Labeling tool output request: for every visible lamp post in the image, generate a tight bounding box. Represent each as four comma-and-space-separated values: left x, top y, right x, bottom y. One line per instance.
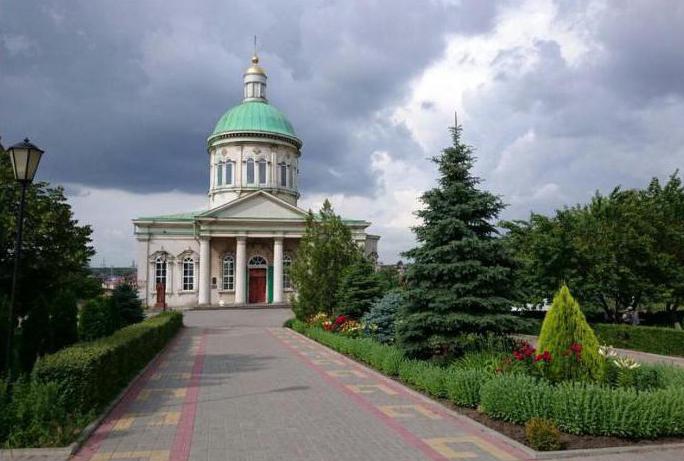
4, 138, 44, 383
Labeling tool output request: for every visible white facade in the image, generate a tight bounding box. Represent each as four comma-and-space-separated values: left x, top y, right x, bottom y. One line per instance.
133, 55, 379, 309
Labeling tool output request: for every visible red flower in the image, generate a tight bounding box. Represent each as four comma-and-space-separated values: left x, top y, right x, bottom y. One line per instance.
534, 351, 552, 363
513, 351, 525, 361
334, 315, 347, 325
570, 343, 582, 354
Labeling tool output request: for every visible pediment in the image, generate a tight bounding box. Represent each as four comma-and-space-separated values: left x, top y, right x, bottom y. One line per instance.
200, 191, 309, 221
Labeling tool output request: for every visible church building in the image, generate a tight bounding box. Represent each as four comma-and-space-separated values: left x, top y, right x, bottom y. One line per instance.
133, 54, 379, 308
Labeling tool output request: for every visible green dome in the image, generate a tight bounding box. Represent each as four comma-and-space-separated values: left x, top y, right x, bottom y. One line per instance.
211, 101, 298, 142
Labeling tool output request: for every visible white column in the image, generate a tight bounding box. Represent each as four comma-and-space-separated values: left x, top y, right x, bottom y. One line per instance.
235, 236, 247, 304
273, 237, 284, 304
198, 238, 211, 305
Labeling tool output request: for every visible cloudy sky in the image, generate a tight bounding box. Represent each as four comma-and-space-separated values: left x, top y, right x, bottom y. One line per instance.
2, 0, 683, 266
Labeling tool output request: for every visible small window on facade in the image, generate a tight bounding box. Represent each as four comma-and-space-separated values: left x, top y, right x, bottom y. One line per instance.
155, 256, 167, 287
222, 255, 235, 290
216, 162, 223, 186
246, 159, 255, 184
182, 257, 194, 291
279, 163, 287, 187
258, 160, 267, 184
225, 162, 233, 185
283, 255, 292, 289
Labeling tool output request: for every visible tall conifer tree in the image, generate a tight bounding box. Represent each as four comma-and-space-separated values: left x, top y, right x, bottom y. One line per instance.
396, 125, 521, 358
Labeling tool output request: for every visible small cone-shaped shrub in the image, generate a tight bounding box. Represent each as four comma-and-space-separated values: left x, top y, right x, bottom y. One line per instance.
537, 285, 603, 382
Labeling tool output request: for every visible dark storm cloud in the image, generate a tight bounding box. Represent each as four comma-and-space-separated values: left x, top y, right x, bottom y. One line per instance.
0, 0, 501, 196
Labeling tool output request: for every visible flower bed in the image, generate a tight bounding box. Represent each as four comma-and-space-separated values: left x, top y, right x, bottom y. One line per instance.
287, 319, 684, 445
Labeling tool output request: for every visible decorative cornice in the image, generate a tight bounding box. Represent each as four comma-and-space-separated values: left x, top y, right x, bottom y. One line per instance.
208, 130, 302, 149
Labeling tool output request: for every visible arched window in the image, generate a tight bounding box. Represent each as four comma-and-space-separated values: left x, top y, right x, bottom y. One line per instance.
216, 162, 223, 186
225, 161, 234, 185
246, 159, 255, 184
182, 257, 195, 291
279, 163, 287, 187
155, 256, 167, 287
258, 160, 267, 184
248, 255, 268, 267
283, 254, 292, 289
222, 255, 235, 290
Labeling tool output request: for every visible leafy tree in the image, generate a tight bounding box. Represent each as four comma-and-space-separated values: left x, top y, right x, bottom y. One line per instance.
111, 283, 144, 326
335, 257, 383, 318
290, 200, 359, 320
504, 173, 684, 324
396, 125, 522, 359
0, 149, 95, 373
537, 285, 603, 382
376, 265, 403, 292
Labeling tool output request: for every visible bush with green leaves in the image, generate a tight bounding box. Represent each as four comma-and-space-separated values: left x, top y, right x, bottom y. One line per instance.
111, 283, 145, 326
444, 368, 490, 407
34, 311, 182, 415
361, 290, 404, 344
480, 374, 684, 438
537, 285, 603, 382
525, 417, 562, 451
3, 379, 82, 448
594, 324, 684, 358
78, 297, 119, 341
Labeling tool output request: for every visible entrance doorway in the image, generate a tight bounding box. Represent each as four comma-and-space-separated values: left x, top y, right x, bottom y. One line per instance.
248, 268, 267, 303
247, 255, 268, 304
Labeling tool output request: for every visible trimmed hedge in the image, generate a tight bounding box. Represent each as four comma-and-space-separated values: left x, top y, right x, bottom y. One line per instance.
290, 319, 684, 439
481, 374, 684, 438
593, 324, 684, 358
33, 311, 183, 415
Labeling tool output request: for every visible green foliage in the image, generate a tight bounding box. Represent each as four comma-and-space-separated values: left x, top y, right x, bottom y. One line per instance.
537, 286, 603, 382
593, 324, 684, 357
78, 297, 119, 341
503, 172, 684, 324
376, 265, 403, 292
0, 379, 9, 442
0, 152, 96, 374
397, 125, 523, 359
33, 311, 182, 415
4, 379, 82, 448
290, 200, 360, 320
49, 290, 79, 351
444, 368, 490, 407
335, 257, 383, 318
480, 374, 684, 438
111, 283, 144, 326
525, 417, 562, 451
361, 290, 404, 344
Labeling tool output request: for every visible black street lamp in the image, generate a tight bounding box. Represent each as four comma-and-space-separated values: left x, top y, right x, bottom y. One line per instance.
4, 138, 44, 382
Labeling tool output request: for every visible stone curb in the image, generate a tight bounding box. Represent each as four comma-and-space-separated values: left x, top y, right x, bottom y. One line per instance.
0, 325, 186, 461
288, 327, 684, 460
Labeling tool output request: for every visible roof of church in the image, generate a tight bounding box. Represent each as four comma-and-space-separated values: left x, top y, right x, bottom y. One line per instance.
211, 101, 298, 141
134, 210, 369, 226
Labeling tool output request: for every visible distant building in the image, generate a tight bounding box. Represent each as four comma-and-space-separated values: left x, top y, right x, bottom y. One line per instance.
133, 54, 379, 309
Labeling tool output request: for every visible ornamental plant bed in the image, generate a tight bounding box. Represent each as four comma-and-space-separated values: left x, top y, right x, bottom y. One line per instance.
287, 318, 684, 452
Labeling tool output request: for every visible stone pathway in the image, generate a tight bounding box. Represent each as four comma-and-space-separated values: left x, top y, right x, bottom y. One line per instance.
64, 310, 682, 461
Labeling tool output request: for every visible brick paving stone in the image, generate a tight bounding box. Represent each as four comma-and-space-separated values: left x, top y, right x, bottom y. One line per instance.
68, 309, 683, 461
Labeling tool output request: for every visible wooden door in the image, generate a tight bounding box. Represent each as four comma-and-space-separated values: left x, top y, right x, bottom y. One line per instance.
248, 268, 266, 304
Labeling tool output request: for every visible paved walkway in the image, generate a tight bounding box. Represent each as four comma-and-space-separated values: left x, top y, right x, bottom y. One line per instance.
66, 310, 682, 461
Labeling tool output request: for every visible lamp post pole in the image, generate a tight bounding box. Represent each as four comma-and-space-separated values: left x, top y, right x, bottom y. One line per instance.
5, 181, 27, 384
3, 138, 44, 384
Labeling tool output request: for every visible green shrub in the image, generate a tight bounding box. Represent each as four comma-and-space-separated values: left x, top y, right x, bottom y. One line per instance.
452, 351, 504, 372
0, 379, 9, 442
5, 379, 81, 448
78, 297, 118, 341
594, 324, 684, 357
525, 417, 562, 451
444, 368, 490, 407
361, 290, 403, 344
537, 286, 603, 382
380, 348, 405, 376
480, 373, 684, 438
33, 311, 182, 415
111, 283, 145, 327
